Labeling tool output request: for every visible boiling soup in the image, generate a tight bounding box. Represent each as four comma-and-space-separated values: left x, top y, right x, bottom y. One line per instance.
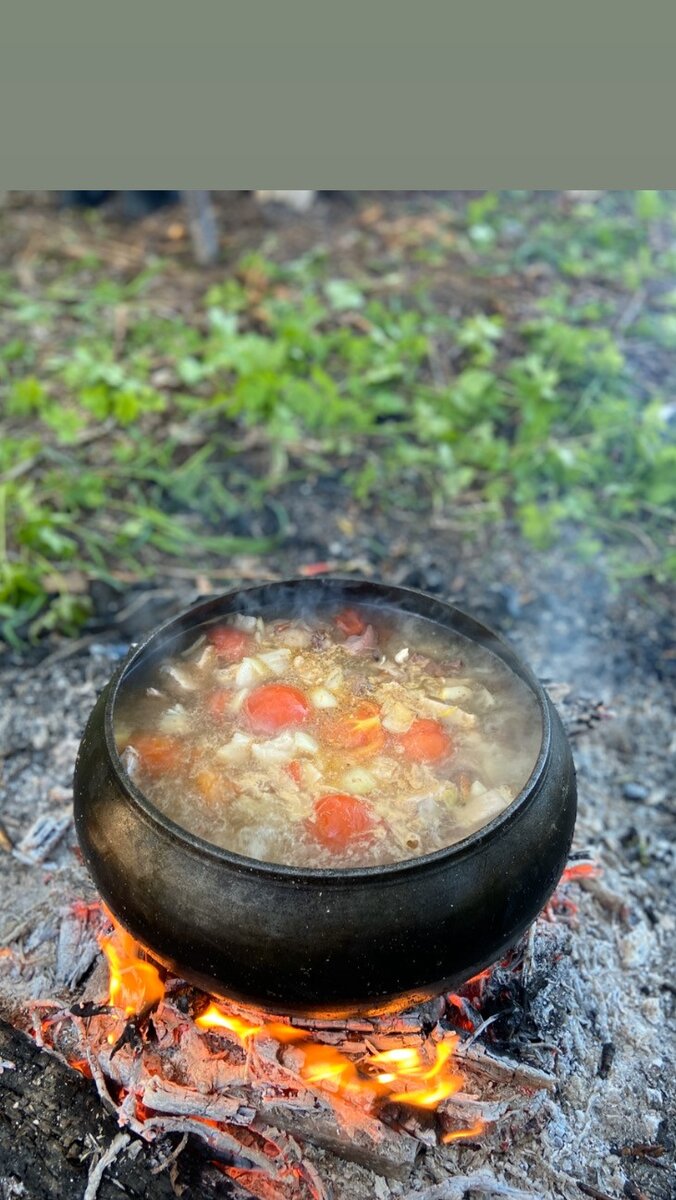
114, 606, 542, 868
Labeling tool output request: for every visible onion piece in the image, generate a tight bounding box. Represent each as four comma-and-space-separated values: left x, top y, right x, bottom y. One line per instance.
300, 761, 322, 788
381, 699, 414, 733
250, 730, 319, 766
309, 686, 338, 709
325, 667, 344, 690
158, 704, 189, 734
194, 644, 217, 671
341, 766, 377, 794
457, 786, 509, 827
216, 731, 252, 764
421, 696, 477, 729
231, 614, 258, 632
251, 732, 296, 766
293, 731, 319, 755
235, 656, 270, 688
394, 647, 410, 664
257, 648, 292, 675
160, 664, 198, 693
438, 685, 474, 704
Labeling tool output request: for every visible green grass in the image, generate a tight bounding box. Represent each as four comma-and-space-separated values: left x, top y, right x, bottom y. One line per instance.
1, 191, 675, 644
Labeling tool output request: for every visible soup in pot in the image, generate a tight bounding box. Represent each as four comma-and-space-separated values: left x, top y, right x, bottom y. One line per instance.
114, 605, 542, 868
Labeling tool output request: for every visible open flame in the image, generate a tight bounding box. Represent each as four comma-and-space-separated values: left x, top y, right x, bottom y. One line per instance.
197, 1001, 471, 1117
97, 918, 480, 1136
99, 922, 165, 1016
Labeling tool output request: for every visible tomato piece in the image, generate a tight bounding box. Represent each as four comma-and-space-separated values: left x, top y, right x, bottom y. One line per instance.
130, 734, 184, 775
207, 625, 253, 661
285, 759, 302, 785
326, 701, 385, 757
399, 718, 452, 763
335, 608, 366, 637
244, 683, 310, 733
206, 689, 231, 718
309, 793, 375, 852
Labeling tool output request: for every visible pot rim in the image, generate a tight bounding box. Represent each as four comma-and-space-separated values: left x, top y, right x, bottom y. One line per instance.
102, 576, 552, 883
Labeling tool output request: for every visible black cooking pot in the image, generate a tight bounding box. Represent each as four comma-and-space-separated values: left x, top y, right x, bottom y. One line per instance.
73, 578, 576, 1016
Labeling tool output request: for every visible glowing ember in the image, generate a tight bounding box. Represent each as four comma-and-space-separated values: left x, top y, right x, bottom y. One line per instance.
561, 860, 602, 881
99, 922, 164, 1016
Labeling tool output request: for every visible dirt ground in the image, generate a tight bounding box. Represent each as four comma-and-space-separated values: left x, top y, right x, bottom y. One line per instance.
0, 193, 674, 1200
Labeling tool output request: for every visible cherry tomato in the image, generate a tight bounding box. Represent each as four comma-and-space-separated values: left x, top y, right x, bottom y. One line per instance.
207, 626, 253, 661
244, 683, 310, 733
206, 689, 231, 718
335, 608, 366, 637
130, 734, 185, 775
309, 793, 375, 852
285, 759, 302, 785
399, 718, 452, 763
326, 700, 385, 757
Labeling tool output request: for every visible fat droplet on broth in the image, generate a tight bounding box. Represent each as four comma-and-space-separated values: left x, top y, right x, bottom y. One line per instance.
113, 606, 542, 868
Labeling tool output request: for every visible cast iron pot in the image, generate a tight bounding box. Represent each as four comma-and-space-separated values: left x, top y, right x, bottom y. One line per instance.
74, 578, 576, 1016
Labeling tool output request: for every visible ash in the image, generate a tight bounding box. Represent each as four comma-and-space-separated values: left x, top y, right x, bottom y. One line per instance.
0, 556, 673, 1200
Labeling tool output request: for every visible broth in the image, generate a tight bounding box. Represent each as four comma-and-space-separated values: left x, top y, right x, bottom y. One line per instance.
114, 605, 542, 868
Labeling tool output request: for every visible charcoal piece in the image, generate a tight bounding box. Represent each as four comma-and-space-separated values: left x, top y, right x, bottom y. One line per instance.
0, 1020, 227, 1200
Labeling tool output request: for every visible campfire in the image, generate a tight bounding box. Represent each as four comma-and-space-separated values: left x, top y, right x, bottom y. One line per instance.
24, 864, 598, 1199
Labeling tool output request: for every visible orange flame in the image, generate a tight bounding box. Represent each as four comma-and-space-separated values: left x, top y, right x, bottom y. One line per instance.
196, 1004, 306, 1044
95, 927, 484, 1140
442, 1119, 485, 1143
197, 1002, 474, 1116
196, 1003, 264, 1040
99, 923, 164, 1017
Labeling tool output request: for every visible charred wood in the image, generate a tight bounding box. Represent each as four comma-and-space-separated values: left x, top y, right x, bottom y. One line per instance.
0, 1020, 228, 1200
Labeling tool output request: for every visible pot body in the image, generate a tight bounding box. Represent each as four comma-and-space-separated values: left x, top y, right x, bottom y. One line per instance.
73, 579, 576, 1016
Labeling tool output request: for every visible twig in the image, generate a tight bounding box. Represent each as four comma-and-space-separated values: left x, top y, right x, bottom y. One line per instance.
149, 1131, 188, 1175
140, 1116, 275, 1174
83, 1132, 130, 1200
618, 1142, 666, 1159
463, 1013, 502, 1049
577, 1183, 618, 1200
402, 1172, 537, 1199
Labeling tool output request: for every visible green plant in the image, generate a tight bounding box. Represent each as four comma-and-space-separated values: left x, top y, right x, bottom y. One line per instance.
1, 191, 675, 645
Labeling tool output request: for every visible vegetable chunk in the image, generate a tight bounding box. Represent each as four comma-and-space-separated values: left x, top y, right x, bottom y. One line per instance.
309, 793, 375, 851
245, 683, 311, 733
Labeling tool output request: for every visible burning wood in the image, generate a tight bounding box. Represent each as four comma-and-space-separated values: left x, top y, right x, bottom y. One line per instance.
20, 866, 603, 1195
